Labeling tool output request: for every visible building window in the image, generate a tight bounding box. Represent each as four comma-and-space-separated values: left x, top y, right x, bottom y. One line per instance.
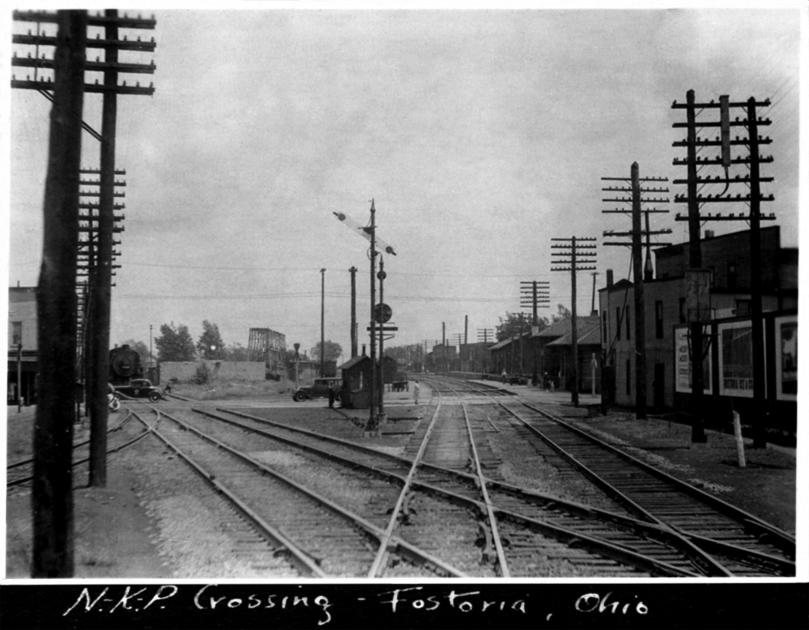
735, 299, 751, 317
655, 300, 664, 339
616, 308, 621, 340
11, 321, 22, 346
727, 261, 737, 290
679, 298, 686, 324
626, 359, 631, 396
625, 309, 631, 340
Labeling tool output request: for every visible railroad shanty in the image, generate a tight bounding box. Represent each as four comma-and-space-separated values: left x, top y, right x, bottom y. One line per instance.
5, 7, 800, 594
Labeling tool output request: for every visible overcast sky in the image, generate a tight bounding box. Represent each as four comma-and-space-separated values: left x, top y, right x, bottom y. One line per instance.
4, 3, 803, 357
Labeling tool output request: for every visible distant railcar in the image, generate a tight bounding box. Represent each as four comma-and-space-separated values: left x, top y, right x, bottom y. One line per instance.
109, 344, 143, 384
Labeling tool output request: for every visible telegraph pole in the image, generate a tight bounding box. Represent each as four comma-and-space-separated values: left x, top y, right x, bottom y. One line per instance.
27, 9, 87, 578
77, 167, 125, 420
590, 272, 599, 315
349, 266, 358, 358
442, 322, 447, 373
602, 164, 671, 419
320, 268, 326, 376
520, 280, 549, 384
551, 236, 597, 406
672, 90, 774, 446
13, 9, 157, 487
463, 315, 468, 371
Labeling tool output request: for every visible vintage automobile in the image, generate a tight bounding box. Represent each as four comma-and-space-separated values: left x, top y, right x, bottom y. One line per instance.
112, 378, 163, 402
292, 377, 342, 402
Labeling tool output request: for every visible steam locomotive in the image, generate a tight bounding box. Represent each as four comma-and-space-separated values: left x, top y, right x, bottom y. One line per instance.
109, 344, 144, 385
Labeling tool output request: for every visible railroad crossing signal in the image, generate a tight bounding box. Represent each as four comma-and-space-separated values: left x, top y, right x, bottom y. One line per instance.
373, 302, 392, 324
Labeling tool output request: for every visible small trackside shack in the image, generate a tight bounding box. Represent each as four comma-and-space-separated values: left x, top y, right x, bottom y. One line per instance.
338, 355, 382, 409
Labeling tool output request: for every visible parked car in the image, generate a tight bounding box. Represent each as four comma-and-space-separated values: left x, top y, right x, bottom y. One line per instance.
293, 377, 342, 402
508, 375, 528, 385
112, 378, 163, 402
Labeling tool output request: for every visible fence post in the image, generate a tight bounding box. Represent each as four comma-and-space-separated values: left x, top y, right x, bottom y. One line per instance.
732, 411, 746, 468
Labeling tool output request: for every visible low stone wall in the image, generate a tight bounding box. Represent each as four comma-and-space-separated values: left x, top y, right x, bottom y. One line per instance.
160, 360, 266, 383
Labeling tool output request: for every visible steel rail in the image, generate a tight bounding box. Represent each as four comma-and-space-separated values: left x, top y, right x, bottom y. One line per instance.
143, 405, 467, 578
131, 409, 327, 578
437, 374, 793, 574
6, 409, 134, 470
7, 411, 145, 488
366, 399, 447, 577
208, 405, 716, 573
216, 400, 697, 577
460, 400, 510, 576
494, 399, 732, 576
519, 399, 796, 557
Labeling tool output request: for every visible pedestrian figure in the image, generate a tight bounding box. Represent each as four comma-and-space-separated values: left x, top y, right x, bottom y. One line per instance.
328, 386, 336, 408
413, 381, 420, 405
164, 382, 172, 395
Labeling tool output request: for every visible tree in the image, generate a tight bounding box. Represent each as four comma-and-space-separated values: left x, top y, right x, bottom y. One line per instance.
311, 340, 342, 363
197, 320, 225, 359
496, 312, 536, 341
223, 343, 249, 361
552, 303, 572, 322
155, 322, 196, 362
117, 339, 150, 362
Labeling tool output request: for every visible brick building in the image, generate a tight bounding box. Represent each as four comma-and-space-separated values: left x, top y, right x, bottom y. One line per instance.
7, 286, 38, 405
599, 226, 797, 430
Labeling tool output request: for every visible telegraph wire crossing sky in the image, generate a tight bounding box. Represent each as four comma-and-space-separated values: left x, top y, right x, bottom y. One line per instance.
4, 6, 803, 355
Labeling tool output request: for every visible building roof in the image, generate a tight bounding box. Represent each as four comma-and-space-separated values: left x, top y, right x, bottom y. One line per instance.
488, 338, 512, 351
536, 316, 599, 339
655, 224, 781, 257
338, 355, 370, 370
546, 317, 602, 347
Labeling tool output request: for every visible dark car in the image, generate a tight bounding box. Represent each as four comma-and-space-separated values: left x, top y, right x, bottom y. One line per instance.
293, 377, 342, 402
112, 378, 163, 402
508, 375, 528, 385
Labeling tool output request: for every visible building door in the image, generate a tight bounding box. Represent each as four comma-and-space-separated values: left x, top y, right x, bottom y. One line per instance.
654, 363, 665, 411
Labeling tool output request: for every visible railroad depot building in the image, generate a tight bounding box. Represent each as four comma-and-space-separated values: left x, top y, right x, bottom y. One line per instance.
599, 226, 797, 436
7, 285, 38, 405
488, 316, 602, 392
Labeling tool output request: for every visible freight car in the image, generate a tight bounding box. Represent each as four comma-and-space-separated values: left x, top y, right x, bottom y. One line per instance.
109, 344, 144, 385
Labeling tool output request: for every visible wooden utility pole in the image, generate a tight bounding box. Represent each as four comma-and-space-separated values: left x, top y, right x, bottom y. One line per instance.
368, 201, 378, 432
463, 314, 468, 371
551, 237, 596, 406
590, 272, 599, 315
441, 322, 446, 372
602, 165, 671, 420
520, 280, 549, 384
13, 9, 157, 485
349, 266, 358, 358
320, 268, 326, 376
672, 90, 774, 444
30, 9, 87, 577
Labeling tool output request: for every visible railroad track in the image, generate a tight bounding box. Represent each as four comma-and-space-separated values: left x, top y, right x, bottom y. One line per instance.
425, 374, 795, 576
207, 401, 712, 577
6, 410, 150, 490
131, 405, 466, 578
